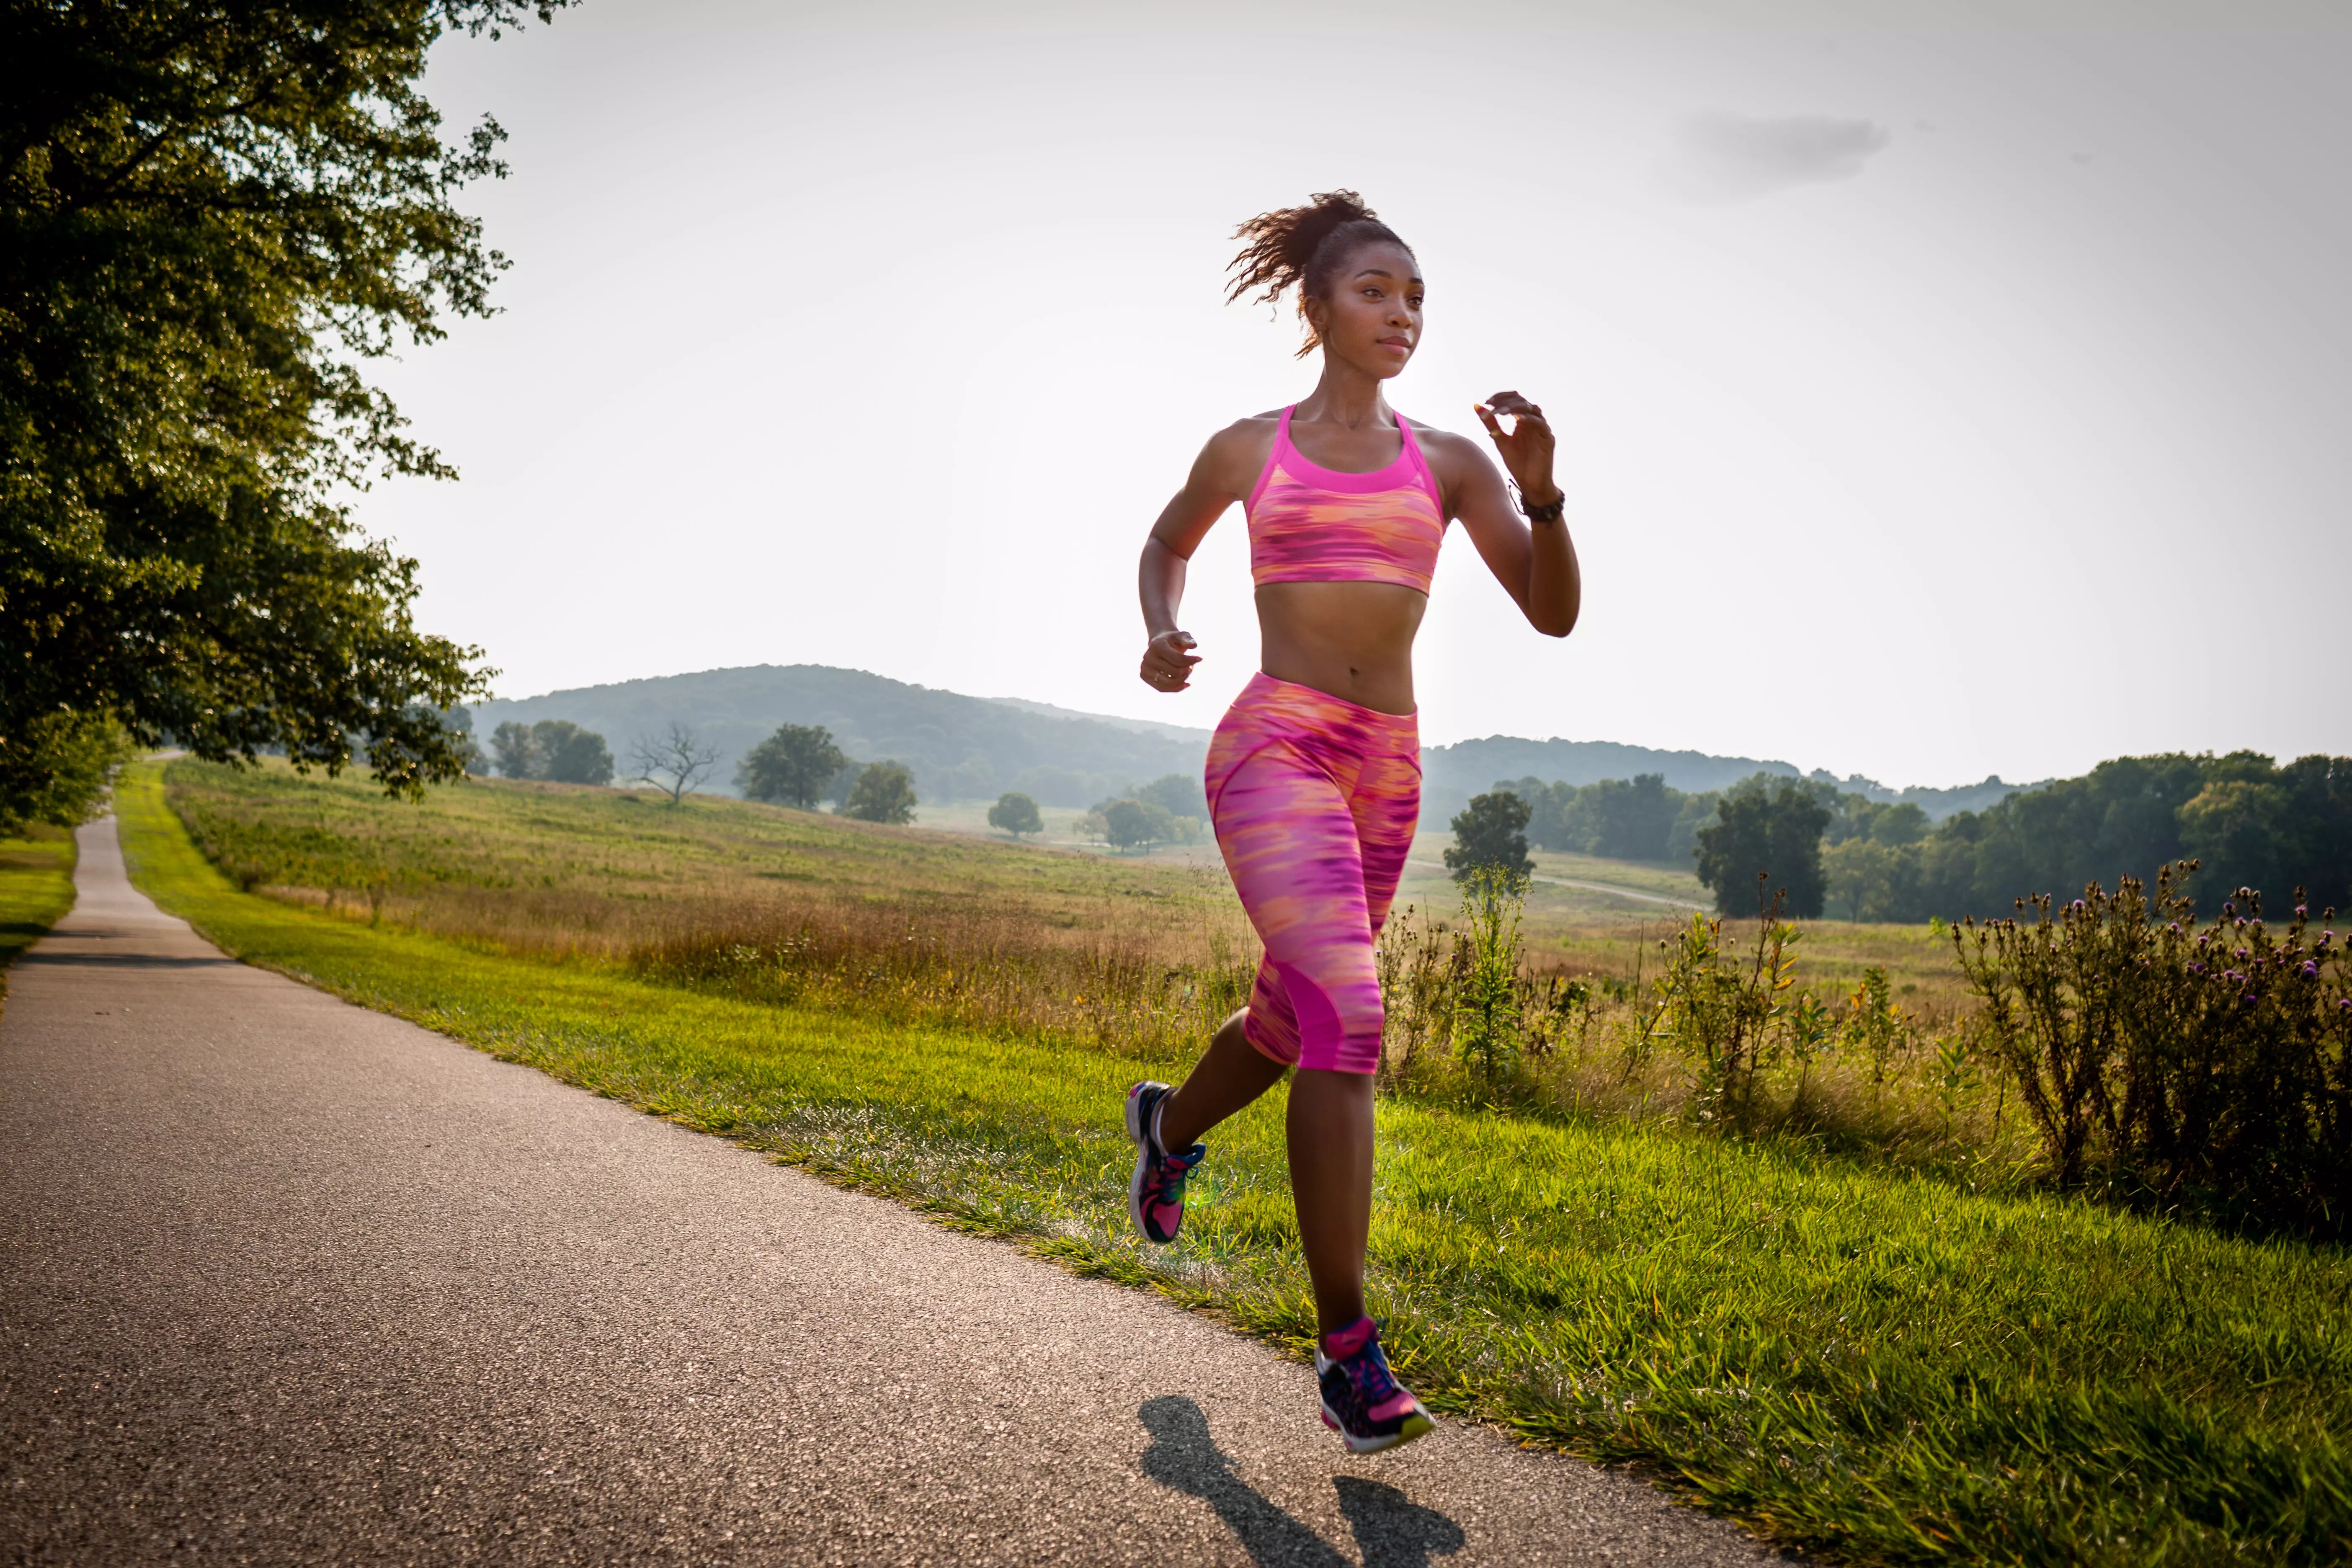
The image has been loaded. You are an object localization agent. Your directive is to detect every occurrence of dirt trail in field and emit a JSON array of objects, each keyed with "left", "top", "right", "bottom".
[{"left": 0, "top": 817, "right": 1775, "bottom": 1567}]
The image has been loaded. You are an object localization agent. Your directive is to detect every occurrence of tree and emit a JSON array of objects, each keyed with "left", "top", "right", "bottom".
[
  {"left": 736, "top": 724, "right": 847, "bottom": 809},
  {"left": 628, "top": 724, "right": 720, "bottom": 806},
  {"left": 1694, "top": 779, "right": 1832, "bottom": 917},
  {"left": 1132, "top": 773, "right": 1207, "bottom": 821},
  {"left": 1103, "top": 798, "right": 1175, "bottom": 851},
  {"left": 988, "top": 791, "right": 1043, "bottom": 839},
  {"left": 1823, "top": 838, "right": 1903, "bottom": 922},
  {"left": 490, "top": 722, "right": 540, "bottom": 779},
  {"left": 3, "top": 3, "right": 571, "bottom": 802},
  {"left": 0, "top": 712, "right": 134, "bottom": 835},
  {"left": 1444, "top": 790, "right": 1533, "bottom": 884},
  {"left": 533, "top": 720, "right": 612, "bottom": 786},
  {"left": 843, "top": 761, "right": 917, "bottom": 824}
]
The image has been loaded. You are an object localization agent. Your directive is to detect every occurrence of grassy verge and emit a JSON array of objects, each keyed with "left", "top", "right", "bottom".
[
  {"left": 0, "top": 824, "right": 78, "bottom": 995},
  {"left": 117, "top": 763, "right": 2349, "bottom": 1565}
]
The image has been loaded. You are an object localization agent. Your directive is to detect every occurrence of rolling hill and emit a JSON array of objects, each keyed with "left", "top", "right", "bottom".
[{"left": 469, "top": 663, "right": 2035, "bottom": 819}]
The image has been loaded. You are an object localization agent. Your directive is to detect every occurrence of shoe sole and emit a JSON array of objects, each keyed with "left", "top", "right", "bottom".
[
  {"left": 1320, "top": 1403, "right": 1436, "bottom": 1455},
  {"left": 1125, "top": 1082, "right": 1172, "bottom": 1244}
]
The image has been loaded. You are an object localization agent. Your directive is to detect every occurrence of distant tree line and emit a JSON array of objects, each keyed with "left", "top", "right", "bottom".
[{"left": 1452, "top": 752, "right": 2352, "bottom": 923}]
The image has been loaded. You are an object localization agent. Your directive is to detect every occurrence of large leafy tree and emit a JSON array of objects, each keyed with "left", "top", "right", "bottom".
[
  {"left": 1694, "top": 777, "right": 1832, "bottom": 918},
  {"left": 735, "top": 723, "right": 850, "bottom": 810},
  {"left": 1444, "top": 789, "right": 1532, "bottom": 885},
  {"left": 1, "top": 0, "right": 567, "bottom": 815}
]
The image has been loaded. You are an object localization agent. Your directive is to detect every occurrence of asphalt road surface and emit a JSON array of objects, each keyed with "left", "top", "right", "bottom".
[{"left": 1, "top": 818, "right": 1777, "bottom": 1566}]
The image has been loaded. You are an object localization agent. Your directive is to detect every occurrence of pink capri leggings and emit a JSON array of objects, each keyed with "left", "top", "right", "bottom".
[{"left": 1206, "top": 673, "right": 1421, "bottom": 1076}]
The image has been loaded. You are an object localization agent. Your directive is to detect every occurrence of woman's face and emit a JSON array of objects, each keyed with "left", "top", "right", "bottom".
[{"left": 1304, "top": 240, "right": 1423, "bottom": 379}]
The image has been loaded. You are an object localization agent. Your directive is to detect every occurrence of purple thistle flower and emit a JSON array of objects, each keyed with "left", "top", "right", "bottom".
[
  {"left": 2302, "top": 961, "right": 2320, "bottom": 978},
  {"left": 2244, "top": 993, "right": 2258, "bottom": 1003},
  {"left": 2225, "top": 902, "right": 2237, "bottom": 916},
  {"left": 2166, "top": 922, "right": 2181, "bottom": 934},
  {"left": 2237, "top": 948, "right": 2249, "bottom": 959},
  {"left": 2297, "top": 905, "right": 2309, "bottom": 917}
]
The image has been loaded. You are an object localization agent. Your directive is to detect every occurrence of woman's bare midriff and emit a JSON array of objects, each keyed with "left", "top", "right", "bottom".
[{"left": 1254, "top": 580, "right": 1426, "bottom": 715}]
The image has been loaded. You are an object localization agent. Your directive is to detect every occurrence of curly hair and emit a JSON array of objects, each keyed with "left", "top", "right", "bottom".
[{"left": 1225, "top": 190, "right": 1412, "bottom": 357}]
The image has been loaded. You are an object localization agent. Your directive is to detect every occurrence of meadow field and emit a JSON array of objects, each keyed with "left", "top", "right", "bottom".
[{"left": 96, "top": 756, "right": 2352, "bottom": 1567}]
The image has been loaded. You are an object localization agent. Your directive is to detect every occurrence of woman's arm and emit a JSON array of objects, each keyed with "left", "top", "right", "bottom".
[
  {"left": 1430, "top": 391, "right": 1581, "bottom": 638},
  {"left": 1138, "top": 421, "right": 1267, "bottom": 692}
]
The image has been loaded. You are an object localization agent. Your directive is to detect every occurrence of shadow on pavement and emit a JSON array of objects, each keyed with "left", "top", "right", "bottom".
[
  {"left": 1139, "top": 1395, "right": 1464, "bottom": 1567},
  {"left": 18, "top": 951, "right": 240, "bottom": 969}
]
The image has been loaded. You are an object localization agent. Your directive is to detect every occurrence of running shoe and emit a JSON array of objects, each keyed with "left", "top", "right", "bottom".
[
  {"left": 1125, "top": 1081, "right": 1205, "bottom": 1245},
  {"left": 1315, "top": 1317, "right": 1435, "bottom": 1455}
]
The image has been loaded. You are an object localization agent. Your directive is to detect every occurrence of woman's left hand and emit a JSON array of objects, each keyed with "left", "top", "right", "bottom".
[{"left": 1473, "top": 390, "right": 1561, "bottom": 508}]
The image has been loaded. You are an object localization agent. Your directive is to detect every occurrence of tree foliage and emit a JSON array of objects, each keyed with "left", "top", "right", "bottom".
[
  {"left": 1130, "top": 771, "right": 1207, "bottom": 821},
  {"left": 987, "top": 790, "right": 1042, "bottom": 839},
  {"left": 487, "top": 718, "right": 609, "bottom": 785},
  {"left": 0, "top": 710, "right": 134, "bottom": 833},
  {"left": 735, "top": 723, "right": 847, "bottom": 809},
  {"left": 1, "top": 1, "right": 569, "bottom": 799},
  {"left": 1101, "top": 797, "right": 1175, "bottom": 851},
  {"left": 1868, "top": 753, "right": 2351, "bottom": 923},
  {"left": 1444, "top": 789, "right": 1532, "bottom": 885},
  {"left": 842, "top": 760, "right": 916, "bottom": 824},
  {"left": 1503, "top": 772, "right": 1718, "bottom": 866},
  {"left": 1694, "top": 779, "right": 1832, "bottom": 918}
]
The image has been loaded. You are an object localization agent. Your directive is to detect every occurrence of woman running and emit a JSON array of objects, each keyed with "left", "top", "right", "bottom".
[{"left": 1124, "top": 190, "right": 1581, "bottom": 1454}]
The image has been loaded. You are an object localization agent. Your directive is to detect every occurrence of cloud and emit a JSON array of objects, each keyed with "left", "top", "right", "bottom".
[{"left": 1660, "top": 113, "right": 1892, "bottom": 204}]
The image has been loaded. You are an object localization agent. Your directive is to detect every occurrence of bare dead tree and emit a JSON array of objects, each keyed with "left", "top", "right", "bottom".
[{"left": 628, "top": 723, "right": 721, "bottom": 806}]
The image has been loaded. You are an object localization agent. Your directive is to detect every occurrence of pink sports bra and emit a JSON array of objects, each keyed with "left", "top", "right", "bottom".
[{"left": 1245, "top": 405, "right": 1449, "bottom": 594}]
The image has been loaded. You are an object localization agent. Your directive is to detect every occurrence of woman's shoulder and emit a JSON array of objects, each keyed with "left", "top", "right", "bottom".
[
  {"left": 1200, "top": 411, "right": 1285, "bottom": 464},
  {"left": 1178, "top": 413, "right": 1284, "bottom": 500},
  {"left": 1398, "top": 413, "right": 1474, "bottom": 451},
  {"left": 1399, "top": 416, "right": 1486, "bottom": 472}
]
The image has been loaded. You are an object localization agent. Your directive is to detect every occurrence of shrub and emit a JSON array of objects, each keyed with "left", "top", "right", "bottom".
[
  {"left": 1640, "top": 889, "right": 1801, "bottom": 1134},
  {"left": 1451, "top": 867, "right": 1524, "bottom": 1092},
  {"left": 1954, "top": 864, "right": 2351, "bottom": 1235}
]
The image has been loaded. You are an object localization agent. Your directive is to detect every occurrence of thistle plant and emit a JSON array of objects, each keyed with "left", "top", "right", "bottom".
[{"left": 1954, "top": 861, "right": 2351, "bottom": 1232}]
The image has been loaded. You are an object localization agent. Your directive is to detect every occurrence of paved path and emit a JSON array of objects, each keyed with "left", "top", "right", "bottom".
[
  {"left": 1, "top": 818, "right": 1775, "bottom": 1566},
  {"left": 1405, "top": 859, "right": 1709, "bottom": 911}
]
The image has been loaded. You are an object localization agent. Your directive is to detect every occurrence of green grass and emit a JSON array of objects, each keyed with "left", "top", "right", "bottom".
[
  {"left": 0, "top": 825, "right": 78, "bottom": 993},
  {"left": 119, "top": 762, "right": 2352, "bottom": 1565}
]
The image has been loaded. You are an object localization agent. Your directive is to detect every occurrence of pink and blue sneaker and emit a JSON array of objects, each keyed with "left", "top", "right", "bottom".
[
  {"left": 1316, "top": 1317, "right": 1435, "bottom": 1454},
  {"left": 1125, "top": 1081, "right": 1205, "bottom": 1245}
]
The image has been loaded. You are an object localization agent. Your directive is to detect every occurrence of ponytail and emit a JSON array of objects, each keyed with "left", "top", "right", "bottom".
[{"left": 1225, "top": 190, "right": 1411, "bottom": 356}]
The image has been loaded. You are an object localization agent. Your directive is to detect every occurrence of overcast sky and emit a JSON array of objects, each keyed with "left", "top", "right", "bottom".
[{"left": 358, "top": 0, "right": 2351, "bottom": 789}]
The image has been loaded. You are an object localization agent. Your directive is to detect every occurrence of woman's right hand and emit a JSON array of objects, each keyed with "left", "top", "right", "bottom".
[{"left": 1140, "top": 630, "right": 1200, "bottom": 693}]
